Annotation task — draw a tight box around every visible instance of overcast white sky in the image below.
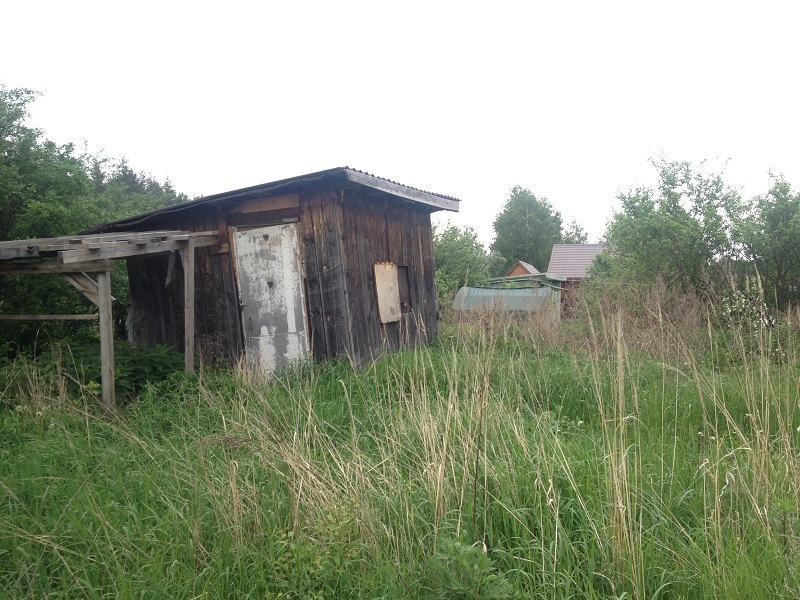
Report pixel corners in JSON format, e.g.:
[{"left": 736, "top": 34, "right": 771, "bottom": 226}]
[{"left": 5, "top": 1, "right": 799, "bottom": 253}]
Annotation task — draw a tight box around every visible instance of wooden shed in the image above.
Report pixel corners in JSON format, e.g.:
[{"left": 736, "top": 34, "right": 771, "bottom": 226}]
[{"left": 85, "top": 167, "right": 460, "bottom": 372}]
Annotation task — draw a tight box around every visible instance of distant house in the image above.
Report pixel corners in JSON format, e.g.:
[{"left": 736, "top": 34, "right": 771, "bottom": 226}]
[
  {"left": 547, "top": 244, "right": 606, "bottom": 280},
  {"left": 505, "top": 260, "right": 540, "bottom": 277},
  {"left": 546, "top": 243, "right": 606, "bottom": 314}
]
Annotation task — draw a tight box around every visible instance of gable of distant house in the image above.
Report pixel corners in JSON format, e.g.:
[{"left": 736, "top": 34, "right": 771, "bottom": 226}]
[{"left": 505, "top": 260, "right": 541, "bottom": 277}]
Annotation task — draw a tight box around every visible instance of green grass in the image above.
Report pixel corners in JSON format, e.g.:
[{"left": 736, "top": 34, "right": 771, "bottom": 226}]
[{"left": 2, "top": 306, "right": 800, "bottom": 598}]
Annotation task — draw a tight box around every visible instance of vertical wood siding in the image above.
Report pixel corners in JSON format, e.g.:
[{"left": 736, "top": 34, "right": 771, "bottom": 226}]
[
  {"left": 123, "top": 185, "right": 439, "bottom": 368},
  {"left": 298, "top": 187, "right": 353, "bottom": 361},
  {"left": 337, "top": 187, "right": 438, "bottom": 364},
  {"left": 125, "top": 210, "right": 242, "bottom": 363}
]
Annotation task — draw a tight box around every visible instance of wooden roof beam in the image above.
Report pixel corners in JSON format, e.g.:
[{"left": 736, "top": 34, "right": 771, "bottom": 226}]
[
  {"left": 58, "top": 233, "right": 217, "bottom": 264},
  {"left": 0, "top": 230, "right": 219, "bottom": 258},
  {"left": 0, "top": 259, "right": 116, "bottom": 273}
]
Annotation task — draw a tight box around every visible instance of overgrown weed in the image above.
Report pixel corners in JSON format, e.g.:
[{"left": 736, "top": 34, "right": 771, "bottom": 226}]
[{"left": 2, "top": 281, "right": 800, "bottom": 597}]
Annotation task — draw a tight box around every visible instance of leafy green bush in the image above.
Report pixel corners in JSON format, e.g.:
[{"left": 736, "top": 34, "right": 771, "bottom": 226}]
[
  {"left": 66, "top": 340, "right": 186, "bottom": 398},
  {"left": 0, "top": 340, "right": 185, "bottom": 406},
  {"left": 428, "top": 538, "right": 513, "bottom": 599}
]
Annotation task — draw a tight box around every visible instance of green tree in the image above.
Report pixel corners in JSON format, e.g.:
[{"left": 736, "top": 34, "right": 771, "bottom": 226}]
[
  {"left": 0, "top": 85, "right": 100, "bottom": 353},
  {"left": 600, "top": 159, "right": 741, "bottom": 292},
  {"left": 0, "top": 85, "right": 188, "bottom": 354},
  {"left": 0, "top": 86, "right": 38, "bottom": 240},
  {"left": 491, "top": 186, "right": 562, "bottom": 274},
  {"left": 735, "top": 176, "right": 800, "bottom": 308},
  {"left": 0, "top": 86, "right": 95, "bottom": 240},
  {"left": 433, "top": 224, "right": 489, "bottom": 301},
  {"left": 90, "top": 157, "right": 187, "bottom": 224},
  {"left": 562, "top": 220, "right": 588, "bottom": 244}
]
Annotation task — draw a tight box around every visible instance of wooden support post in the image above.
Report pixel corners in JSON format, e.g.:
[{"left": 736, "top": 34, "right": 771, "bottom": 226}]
[
  {"left": 181, "top": 239, "right": 195, "bottom": 373},
  {"left": 97, "top": 270, "right": 115, "bottom": 409}
]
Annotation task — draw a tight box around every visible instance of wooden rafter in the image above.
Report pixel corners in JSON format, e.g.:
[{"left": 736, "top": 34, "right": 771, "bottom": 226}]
[
  {"left": 0, "top": 229, "right": 215, "bottom": 408},
  {"left": 59, "top": 235, "right": 216, "bottom": 264},
  {"left": 0, "top": 230, "right": 217, "bottom": 261},
  {"left": 0, "top": 314, "right": 99, "bottom": 321},
  {"left": 0, "top": 259, "right": 115, "bottom": 273},
  {"left": 63, "top": 272, "right": 116, "bottom": 305}
]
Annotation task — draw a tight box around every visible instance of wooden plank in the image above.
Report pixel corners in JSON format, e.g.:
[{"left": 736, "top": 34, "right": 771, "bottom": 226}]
[
  {"left": 0, "top": 259, "right": 115, "bottom": 273},
  {"left": 165, "top": 252, "right": 184, "bottom": 350},
  {"left": 181, "top": 238, "right": 195, "bottom": 372},
  {"left": 0, "top": 230, "right": 217, "bottom": 254},
  {"left": 406, "top": 210, "right": 423, "bottom": 345},
  {"left": 73, "top": 241, "right": 135, "bottom": 250},
  {"left": 125, "top": 256, "right": 151, "bottom": 346},
  {"left": 315, "top": 187, "right": 353, "bottom": 359},
  {"left": 201, "top": 209, "right": 241, "bottom": 365},
  {"left": 193, "top": 245, "right": 213, "bottom": 355},
  {"left": 0, "top": 314, "right": 98, "bottom": 321},
  {"left": 215, "top": 213, "right": 244, "bottom": 362},
  {"left": 417, "top": 210, "right": 438, "bottom": 341},
  {"left": 227, "top": 208, "right": 301, "bottom": 229},
  {"left": 125, "top": 254, "right": 174, "bottom": 347},
  {"left": 73, "top": 230, "right": 198, "bottom": 244},
  {"left": 192, "top": 217, "right": 215, "bottom": 355},
  {"left": 97, "top": 270, "right": 115, "bottom": 409},
  {"left": 382, "top": 205, "right": 403, "bottom": 351},
  {"left": 230, "top": 194, "right": 299, "bottom": 214},
  {"left": 298, "top": 191, "right": 327, "bottom": 361},
  {"left": 364, "top": 196, "right": 391, "bottom": 355},
  {"left": 62, "top": 272, "right": 116, "bottom": 306},
  {"left": 0, "top": 247, "right": 40, "bottom": 260},
  {"left": 340, "top": 189, "right": 372, "bottom": 364},
  {"left": 59, "top": 236, "right": 216, "bottom": 264},
  {"left": 202, "top": 212, "right": 232, "bottom": 362},
  {"left": 0, "top": 236, "right": 71, "bottom": 250}
]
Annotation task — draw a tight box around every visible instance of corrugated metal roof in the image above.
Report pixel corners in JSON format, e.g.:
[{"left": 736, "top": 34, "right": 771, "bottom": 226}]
[
  {"left": 343, "top": 168, "right": 460, "bottom": 203},
  {"left": 84, "top": 167, "right": 460, "bottom": 234},
  {"left": 546, "top": 244, "right": 606, "bottom": 279},
  {"left": 453, "top": 286, "right": 560, "bottom": 315}
]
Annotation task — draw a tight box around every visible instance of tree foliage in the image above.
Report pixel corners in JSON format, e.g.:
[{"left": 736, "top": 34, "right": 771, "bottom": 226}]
[
  {"left": 0, "top": 85, "right": 187, "bottom": 244},
  {"left": 433, "top": 224, "right": 489, "bottom": 301},
  {"left": 561, "top": 220, "right": 588, "bottom": 244},
  {"left": 599, "top": 160, "right": 742, "bottom": 292},
  {"left": 0, "top": 85, "right": 188, "bottom": 354},
  {"left": 491, "top": 186, "right": 562, "bottom": 274},
  {"left": 735, "top": 177, "right": 800, "bottom": 308},
  {"left": 0, "top": 87, "right": 93, "bottom": 240}
]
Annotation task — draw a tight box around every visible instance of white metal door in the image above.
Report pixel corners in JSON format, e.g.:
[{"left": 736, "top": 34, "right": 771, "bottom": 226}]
[{"left": 234, "top": 223, "right": 309, "bottom": 373}]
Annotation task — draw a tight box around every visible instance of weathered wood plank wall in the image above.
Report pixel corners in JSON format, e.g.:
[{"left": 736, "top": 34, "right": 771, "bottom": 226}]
[
  {"left": 125, "top": 210, "right": 243, "bottom": 363},
  {"left": 337, "top": 186, "right": 438, "bottom": 364},
  {"left": 298, "top": 187, "right": 354, "bottom": 361},
  {"left": 123, "top": 184, "right": 439, "bottom": 369}
]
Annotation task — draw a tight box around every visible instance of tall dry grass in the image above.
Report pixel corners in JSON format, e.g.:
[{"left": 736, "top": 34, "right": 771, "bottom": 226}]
[{"left": 2, "top": 280, "right": 800, "bottom": 597}]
